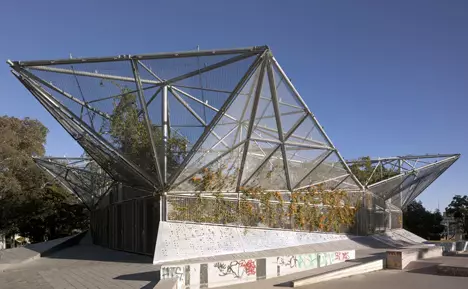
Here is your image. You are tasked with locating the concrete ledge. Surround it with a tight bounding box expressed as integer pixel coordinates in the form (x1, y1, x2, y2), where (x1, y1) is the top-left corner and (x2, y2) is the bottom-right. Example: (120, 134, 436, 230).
(41, 230, 88, 257)
(160, 249, 355, 288)
(154, 278, 178, 289)
(292, 259, 384, 287)
(0, 231, 87, 272)
(437, 264, 468, 277)
(386, 246, 443, 270)
(424, 241, 456, 253)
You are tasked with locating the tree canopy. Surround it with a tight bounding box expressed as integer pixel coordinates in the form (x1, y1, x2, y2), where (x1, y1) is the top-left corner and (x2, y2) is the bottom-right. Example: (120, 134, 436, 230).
(0, 116, 88, 243)
(445, 194, 468, 238)
(348, 157, 399, 186)
(403, 200, 444, 240)
(103, 86, 189, 184)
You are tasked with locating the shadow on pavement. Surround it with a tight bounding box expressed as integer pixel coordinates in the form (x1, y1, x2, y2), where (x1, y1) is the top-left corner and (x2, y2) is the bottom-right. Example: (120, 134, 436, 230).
(405, 261, 441, 275)
(45, 244, 153, 264)
(114, 270, 160, 289)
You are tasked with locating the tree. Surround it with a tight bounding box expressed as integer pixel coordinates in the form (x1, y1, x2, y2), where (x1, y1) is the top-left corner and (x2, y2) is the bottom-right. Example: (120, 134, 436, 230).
(403, 200, 444, 240)
(349, 157, 399, 185)
(104, 86, 188, 183)
(445, 195, 468, 238)
(0, 116, 88, 243)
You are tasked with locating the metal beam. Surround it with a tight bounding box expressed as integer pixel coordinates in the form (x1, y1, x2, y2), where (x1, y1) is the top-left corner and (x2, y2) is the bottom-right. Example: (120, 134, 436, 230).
(13, 71, 157, 188)
(11, 46, 268, 67)
(270, 56, 363, 190)
(267, 56, 290, 190)
(131, 59, 164, 188)
(18, 68, 111, 120)
(295, 173, 351, 191)
(166, 52, 267, 187)
(171, 86, 237, 121)
(171, 141, 247, 189)
(236, 59, 267, 190)
(162, 53, 257, 86)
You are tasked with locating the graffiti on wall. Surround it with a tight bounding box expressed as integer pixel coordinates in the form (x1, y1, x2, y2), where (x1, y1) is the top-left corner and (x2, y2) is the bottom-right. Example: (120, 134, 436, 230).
(161, 266, 184, 281)
(297, 254, 318, 269)
(276, 256, 297, 268)
(335, 251, 350, 261)
(274, 253, 318, 277)
(214, 259, 256, 278)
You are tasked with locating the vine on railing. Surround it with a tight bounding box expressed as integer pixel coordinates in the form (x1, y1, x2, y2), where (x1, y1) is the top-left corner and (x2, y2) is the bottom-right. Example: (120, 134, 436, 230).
(168, 167, 359, 233)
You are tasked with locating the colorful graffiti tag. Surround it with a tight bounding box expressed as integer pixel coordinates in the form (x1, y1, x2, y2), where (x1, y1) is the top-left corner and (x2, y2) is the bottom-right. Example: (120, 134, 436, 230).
(214, 259, 257, 278)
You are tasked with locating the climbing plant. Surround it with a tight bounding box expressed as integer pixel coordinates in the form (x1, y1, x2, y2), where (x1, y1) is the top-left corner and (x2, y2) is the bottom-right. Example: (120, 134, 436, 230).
(168, 165, 359, 233)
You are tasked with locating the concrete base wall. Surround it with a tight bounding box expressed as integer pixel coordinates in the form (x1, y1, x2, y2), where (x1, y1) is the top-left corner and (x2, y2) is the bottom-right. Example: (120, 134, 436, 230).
(386, 246, 443, 270)
(161, 249, 355, 289)
(154, 222, 351, 264)
(423, 241, 468, 253)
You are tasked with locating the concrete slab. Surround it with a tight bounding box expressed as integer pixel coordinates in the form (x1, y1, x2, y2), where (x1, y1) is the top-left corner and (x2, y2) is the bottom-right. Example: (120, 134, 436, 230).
(0, 231, 86, 272)
(0, 243, 157, 289)
(154, 222, 428, 265)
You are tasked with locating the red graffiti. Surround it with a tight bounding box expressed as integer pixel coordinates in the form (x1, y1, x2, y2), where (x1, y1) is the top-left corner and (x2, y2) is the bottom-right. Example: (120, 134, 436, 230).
(335, 251, 350, 261)
(239, 259, 256, 275)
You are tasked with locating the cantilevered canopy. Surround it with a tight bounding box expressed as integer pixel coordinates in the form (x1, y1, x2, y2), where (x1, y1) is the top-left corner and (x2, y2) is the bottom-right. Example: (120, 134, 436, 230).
(10, 46, 362, 193)
(348, 154, 460, 209)
(34, 157, 114, 210)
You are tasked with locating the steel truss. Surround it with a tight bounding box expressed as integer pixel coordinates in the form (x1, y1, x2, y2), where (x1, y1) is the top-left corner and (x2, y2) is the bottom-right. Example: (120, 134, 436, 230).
(34, 157, 114, 210)
(9, 46, 363, 206)
(347, 154, 460, 209)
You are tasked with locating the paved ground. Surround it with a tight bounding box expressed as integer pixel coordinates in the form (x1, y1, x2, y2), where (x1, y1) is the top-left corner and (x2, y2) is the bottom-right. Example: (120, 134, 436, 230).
(305, 254, 468, 289)
(302, 268, 468, 289)
(0, 244, 160, 289)
(221, 252, 468, 289)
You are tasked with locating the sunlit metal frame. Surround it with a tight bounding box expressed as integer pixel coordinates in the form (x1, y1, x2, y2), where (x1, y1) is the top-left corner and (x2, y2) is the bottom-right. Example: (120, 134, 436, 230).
(347, 154, 460, 209)
(9, 46, 362, 199)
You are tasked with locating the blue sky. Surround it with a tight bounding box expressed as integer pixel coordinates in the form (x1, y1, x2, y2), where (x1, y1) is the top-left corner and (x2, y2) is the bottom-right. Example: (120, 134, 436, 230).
(1, 0, 466, 211)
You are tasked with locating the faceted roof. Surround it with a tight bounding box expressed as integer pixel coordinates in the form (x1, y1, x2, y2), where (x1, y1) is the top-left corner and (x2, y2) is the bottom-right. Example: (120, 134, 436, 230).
(10, 46, 361, 193)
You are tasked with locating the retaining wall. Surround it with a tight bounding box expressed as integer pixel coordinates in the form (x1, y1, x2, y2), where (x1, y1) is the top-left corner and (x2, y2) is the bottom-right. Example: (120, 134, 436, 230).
(160, 249, 355, 289)
(154, 222, 351, 264)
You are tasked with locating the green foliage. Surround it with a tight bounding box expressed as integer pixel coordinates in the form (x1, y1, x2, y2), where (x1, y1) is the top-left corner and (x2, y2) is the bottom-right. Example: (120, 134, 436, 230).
(403, 200, 444, 240)
(445, 195, 468, 237)
(0, 116, 88, 242)
(104, 85, 188, 184)
(349, 157, 399, 185)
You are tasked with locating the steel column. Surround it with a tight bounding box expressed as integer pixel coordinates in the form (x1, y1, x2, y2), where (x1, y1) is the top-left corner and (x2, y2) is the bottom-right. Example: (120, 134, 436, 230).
(131, 59, 164, 189)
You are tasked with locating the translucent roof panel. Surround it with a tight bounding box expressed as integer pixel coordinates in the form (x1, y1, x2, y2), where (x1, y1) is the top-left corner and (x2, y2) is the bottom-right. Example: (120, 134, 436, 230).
(11, 47, 365, 193)
(34, 157, 114, 209)
(367, 155, 459, 208)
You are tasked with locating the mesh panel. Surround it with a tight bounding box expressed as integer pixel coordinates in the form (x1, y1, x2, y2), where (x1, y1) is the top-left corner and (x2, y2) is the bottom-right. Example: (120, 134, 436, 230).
(272, 64, 306, 136)
(35, 158, 113, 209)
(172, 64, 260, 186)
(335, 176, 361, 191)
(368, 174, 406, 199)
(241, 140, 280, 184)
(24, 53, 258, 189)
(251, 70, 280, 142)
(286, 146, 331, 188)
(245, 149, 288, 190)
(174, 145, 244, 191)
(295, 152, 350, 190)
(285, 115, 331, 148)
